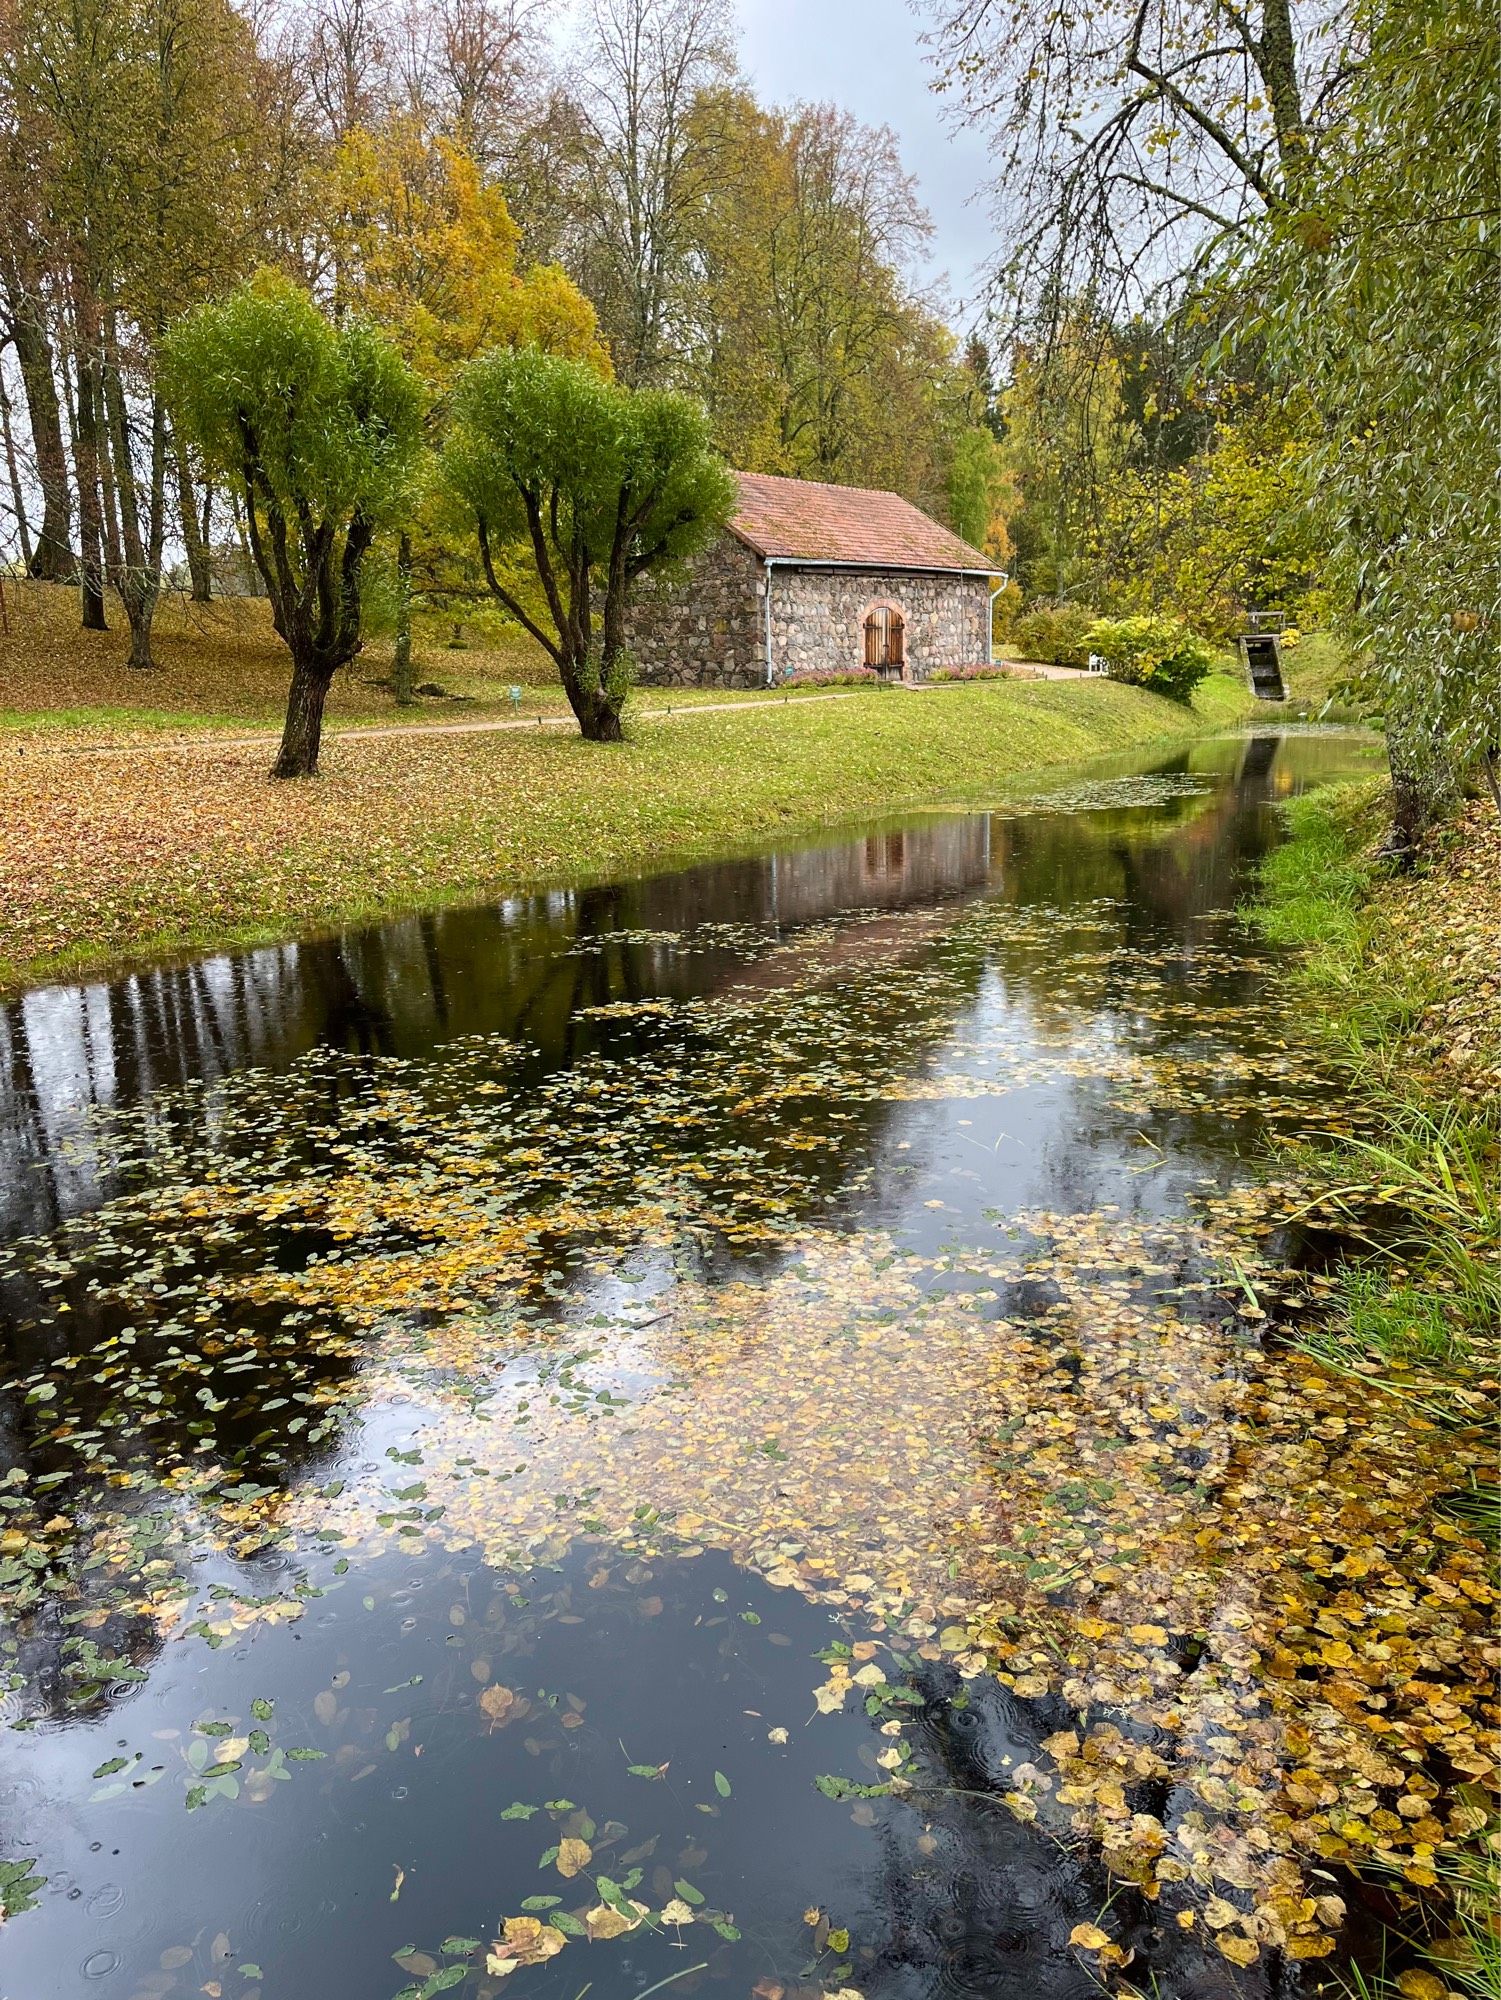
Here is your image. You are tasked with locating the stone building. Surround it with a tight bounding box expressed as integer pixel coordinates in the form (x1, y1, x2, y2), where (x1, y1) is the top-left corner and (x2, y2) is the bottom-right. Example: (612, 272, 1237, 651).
(626, 472, 997, 688)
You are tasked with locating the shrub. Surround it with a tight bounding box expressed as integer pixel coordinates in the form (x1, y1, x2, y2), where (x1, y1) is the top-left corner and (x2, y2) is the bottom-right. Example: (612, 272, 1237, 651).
(1082, 614, 1215, 702)
(783, 666, 887, 687)
(928, 665, 1014, 682)
(1008, 603, 1097, 668)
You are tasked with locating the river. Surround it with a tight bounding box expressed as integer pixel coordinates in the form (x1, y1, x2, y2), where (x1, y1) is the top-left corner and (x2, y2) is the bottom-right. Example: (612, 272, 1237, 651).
(1, 726, 1490, 2000)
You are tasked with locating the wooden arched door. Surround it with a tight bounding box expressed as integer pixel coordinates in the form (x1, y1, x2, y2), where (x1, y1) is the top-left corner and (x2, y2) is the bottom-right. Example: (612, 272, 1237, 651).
(863, 606, 905, 678)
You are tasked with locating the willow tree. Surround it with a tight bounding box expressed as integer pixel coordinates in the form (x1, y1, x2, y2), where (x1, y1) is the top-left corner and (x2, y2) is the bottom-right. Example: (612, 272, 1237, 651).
(1251, 0, 1499, 849)
(441, 345, 734, 741)
(163, 275, 424, 777)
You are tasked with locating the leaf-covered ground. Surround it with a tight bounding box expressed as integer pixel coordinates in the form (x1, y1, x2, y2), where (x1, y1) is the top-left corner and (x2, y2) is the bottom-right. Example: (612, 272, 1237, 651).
(1361, 798, 1500, 1102)
(0, 759, 1492, 1997)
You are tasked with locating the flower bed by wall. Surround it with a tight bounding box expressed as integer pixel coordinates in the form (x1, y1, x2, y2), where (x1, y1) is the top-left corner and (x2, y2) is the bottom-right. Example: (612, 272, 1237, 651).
(783, 666, 889, 687)
(928, 665, 1017, 682)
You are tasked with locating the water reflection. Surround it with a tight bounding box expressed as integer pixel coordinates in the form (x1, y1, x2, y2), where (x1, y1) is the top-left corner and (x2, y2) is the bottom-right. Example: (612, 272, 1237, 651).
(0, 732, 1372, 1244)
(0, 728, 1431, 2000)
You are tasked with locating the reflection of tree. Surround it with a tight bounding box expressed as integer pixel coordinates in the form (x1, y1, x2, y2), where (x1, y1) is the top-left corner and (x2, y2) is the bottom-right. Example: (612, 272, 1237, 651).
(0, 819, 993, 1230)
(0, 732, 1363, 1720)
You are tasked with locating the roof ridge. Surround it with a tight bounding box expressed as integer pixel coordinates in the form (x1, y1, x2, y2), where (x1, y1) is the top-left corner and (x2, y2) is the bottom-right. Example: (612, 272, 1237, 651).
(735, 470, 903, 502)
(725, 469, 996, 573)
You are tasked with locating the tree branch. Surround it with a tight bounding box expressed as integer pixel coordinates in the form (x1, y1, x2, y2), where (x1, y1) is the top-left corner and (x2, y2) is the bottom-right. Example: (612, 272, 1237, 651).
(476, 515, 563, 666)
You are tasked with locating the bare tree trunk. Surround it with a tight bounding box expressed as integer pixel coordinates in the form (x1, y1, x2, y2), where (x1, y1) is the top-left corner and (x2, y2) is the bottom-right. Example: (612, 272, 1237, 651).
(95, 364, 123, 582)
(174, 436, 211, 601)
(559, 643, 627, 741)
(101, 323, 163, 671)
(392, 528, 415, 703)
(574, 689, 625, 741)
(257, 509, 375, 778)
(1260, 0, 1306, 166)
(5, 279, 74, 581)
(0, 367, 34, 571)
(1383, 719, 1452, 865)
(69, 332, 109, 630)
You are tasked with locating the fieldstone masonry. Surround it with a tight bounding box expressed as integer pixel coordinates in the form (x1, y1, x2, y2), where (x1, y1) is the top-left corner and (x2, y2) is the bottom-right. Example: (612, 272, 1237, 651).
(625, 536, 767, 688)
(626, 534, 992, 688)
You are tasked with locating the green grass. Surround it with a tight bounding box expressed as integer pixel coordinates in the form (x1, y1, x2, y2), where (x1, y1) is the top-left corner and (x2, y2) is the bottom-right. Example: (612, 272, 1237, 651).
(0, 671, 1012, 742)
(1250, 780, 1499, 1428)
(1251, 778, 1432, 1046)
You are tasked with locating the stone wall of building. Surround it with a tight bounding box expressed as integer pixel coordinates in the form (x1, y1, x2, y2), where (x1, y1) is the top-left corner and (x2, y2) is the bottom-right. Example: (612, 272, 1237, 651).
(770, 565, 989, 681)
(626, 536, 768, 688)
(626, 532, 992, 688)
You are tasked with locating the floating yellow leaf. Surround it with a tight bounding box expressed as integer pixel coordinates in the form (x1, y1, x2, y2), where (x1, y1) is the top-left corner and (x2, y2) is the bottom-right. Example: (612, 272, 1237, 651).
(556, 1836, 592, 1878)
(1218, 1937, 1260, 1967)
(479, 1683, 516, 1723)
(1396, 1973, 1448, 2000)
(585, 1905, 636, 1941)
(1069, 1924, 1111, 1950)
(494, 1917, 565, 1966)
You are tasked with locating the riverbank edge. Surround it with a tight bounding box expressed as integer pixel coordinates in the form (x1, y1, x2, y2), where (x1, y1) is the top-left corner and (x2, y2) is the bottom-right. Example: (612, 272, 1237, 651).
(1247, 775, 1499, 1992)
(1250, 775, 1499, 1119)
(2, 670, 1265, 1000)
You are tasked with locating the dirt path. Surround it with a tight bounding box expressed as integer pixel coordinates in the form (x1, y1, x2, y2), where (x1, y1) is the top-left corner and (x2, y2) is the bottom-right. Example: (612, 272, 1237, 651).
(21, 673, 1093, 761)
(31, 687, 872, 760)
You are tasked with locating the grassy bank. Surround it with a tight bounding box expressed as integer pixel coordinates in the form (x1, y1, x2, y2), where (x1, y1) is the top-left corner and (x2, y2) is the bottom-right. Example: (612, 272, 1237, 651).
(1256, 779, 1498, 1105)
(0, 658, 1257, 994)
(1253, 781, 1498, 1388)
(1253, 782, 1499, 1540)
(1251, 785, 1500, 2000)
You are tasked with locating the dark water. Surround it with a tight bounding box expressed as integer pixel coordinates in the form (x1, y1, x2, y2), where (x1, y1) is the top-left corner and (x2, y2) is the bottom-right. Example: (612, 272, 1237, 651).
(0, 730, 1401, 2000)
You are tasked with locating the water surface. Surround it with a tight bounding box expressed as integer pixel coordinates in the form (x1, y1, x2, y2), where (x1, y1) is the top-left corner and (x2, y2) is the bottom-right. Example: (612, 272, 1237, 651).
(1, 728, 1490, 2000)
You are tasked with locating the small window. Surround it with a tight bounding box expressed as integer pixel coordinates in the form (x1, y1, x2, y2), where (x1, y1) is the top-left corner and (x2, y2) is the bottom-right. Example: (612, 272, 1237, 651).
(863, 607, 905, 674)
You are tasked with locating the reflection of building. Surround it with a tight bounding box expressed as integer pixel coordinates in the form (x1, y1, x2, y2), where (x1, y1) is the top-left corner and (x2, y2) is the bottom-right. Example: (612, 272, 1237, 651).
(0, 817, 998, 1235)
(626, 473, 997, 688)
(766, 818, 991, 926)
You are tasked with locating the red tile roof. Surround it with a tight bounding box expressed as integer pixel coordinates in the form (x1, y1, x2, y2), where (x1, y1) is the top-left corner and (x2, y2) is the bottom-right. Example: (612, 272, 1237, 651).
(727, 472, 996, 573)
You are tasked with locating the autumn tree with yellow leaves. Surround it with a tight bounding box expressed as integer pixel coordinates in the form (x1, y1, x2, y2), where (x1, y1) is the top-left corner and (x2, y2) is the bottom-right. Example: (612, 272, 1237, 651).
(321, 115, 610, 698)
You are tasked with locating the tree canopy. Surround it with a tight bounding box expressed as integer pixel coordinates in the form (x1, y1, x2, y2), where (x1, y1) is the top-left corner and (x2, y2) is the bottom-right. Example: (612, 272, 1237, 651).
(163, 273, 425, 775)
(442, 344, 734, 739)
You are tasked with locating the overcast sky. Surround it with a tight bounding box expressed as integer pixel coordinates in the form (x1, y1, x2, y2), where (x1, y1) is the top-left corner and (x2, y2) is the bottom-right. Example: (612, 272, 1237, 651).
(734, 0, 998, 321)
